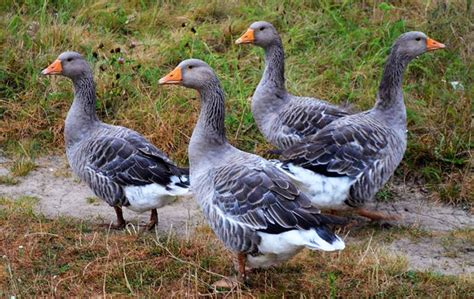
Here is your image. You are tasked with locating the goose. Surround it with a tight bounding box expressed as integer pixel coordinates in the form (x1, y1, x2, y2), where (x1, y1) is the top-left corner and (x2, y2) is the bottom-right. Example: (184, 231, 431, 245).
(236, 21, 349, 151)
(159, 59, 344, 281)
(271, 32, 445, 220)
(41, 51, 190, 230)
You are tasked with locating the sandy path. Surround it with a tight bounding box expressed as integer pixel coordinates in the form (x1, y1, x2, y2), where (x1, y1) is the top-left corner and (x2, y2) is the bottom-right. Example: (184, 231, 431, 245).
(0, 155, 205, 236)
(1, 155, 472, 275)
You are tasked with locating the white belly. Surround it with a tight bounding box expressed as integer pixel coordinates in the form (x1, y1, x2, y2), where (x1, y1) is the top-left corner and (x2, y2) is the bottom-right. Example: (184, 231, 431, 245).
(248, 228, 345, 268)
(124, 184, 176, 213)
(247, 232, 303, 268)
(277, 162, 355, 209)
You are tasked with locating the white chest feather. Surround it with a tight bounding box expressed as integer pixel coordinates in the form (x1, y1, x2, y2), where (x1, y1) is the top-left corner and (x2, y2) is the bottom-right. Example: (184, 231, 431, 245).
(275, 162, 356, 209)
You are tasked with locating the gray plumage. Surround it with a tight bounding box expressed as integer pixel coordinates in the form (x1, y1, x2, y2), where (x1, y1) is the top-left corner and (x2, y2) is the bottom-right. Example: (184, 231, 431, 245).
(160, 59, 344, 269)
(277, 32, 445, 209)
(42, 51, 189, 228)
(238, 21, 349, 150)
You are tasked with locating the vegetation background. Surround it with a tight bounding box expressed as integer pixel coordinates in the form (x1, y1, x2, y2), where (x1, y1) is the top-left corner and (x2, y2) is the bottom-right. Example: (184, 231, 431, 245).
(0, 0, 472, 297)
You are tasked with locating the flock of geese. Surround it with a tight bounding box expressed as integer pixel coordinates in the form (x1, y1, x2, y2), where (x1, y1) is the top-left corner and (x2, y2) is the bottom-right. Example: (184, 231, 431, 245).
(41, 21, 445, 282)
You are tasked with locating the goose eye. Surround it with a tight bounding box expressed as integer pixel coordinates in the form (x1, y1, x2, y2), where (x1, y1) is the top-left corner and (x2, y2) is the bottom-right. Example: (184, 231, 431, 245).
(415, 37, 421, 41)
(260, 27, 265, 31)
(67, 58, 73, 62)
(188, 65, 193, 70)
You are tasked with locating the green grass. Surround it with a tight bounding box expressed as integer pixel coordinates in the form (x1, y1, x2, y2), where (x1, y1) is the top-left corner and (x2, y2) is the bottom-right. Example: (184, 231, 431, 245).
(0, 1, 472, 203)
(0, 175, 19, 185)
(85, 196, 99, 205)
(0, 196, 472, 297)
(9, 157, 36, 176)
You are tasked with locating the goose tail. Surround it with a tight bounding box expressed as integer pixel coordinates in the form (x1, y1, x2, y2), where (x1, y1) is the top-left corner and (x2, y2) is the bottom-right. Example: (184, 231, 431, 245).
(166, 167, 191, 196)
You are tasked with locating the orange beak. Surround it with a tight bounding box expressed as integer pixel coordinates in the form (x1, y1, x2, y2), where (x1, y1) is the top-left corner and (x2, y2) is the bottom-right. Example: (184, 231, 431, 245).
(426, 37, 446, 51)
(159, 66, 182, 85)
(235, 28, 255, 44)
(41, 59, 63, 75)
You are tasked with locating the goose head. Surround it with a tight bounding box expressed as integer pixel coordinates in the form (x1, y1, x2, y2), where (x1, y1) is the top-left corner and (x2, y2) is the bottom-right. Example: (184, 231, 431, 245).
(392, 31, 445, 60)
(159, 59, 217, 90)
(41, 51, 91, 79)
(235, 21, 280, 48)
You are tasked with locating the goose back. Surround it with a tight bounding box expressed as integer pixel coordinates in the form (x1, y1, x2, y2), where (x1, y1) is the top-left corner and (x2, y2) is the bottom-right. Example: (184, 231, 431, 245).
(260, 95, 350, 149)
(68, 124, 189, 208)
(280, 110, 406, 207)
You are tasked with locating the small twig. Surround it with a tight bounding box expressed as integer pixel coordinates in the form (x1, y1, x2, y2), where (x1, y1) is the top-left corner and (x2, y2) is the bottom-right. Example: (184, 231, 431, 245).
(82, 256, 108, 277)
(239, 124, 254, 136)
(122, 257, 134, 295)
(102, 224, 112, 298)
(88, 232, 98, 248)
(54, 274, 79, 294)
(24, 232, 60, 238)
(234, 102, 248, 140)
(152, 238, 230, 281)
(3, 255, 19, 295)
(358, 232, 374, 265)
(175, 128, 191, 140)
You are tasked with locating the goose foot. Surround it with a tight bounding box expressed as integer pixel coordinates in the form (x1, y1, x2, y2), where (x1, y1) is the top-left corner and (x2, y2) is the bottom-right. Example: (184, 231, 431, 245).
(356, 208, 400, 222)
(101, 206, 127, 230)
(232, 253, 253, 273)
(211, 276, 242, 289)
(106, 221, 127, 230)
(211, 253, 248, 290)
(146, 209, 158, 231)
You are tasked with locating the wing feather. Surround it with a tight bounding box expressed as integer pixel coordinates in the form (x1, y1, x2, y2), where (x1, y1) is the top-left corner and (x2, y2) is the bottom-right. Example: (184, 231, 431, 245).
(282, 115, 391, 178)
(211, 161, 341, 235)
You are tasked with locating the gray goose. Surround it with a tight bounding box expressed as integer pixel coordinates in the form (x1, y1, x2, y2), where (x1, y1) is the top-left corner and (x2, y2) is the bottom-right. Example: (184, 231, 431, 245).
(236, 21, 349, 151)
(273, 32, 445, 220)
(159, 59, 344, 280)
(41, 51, 190, 230)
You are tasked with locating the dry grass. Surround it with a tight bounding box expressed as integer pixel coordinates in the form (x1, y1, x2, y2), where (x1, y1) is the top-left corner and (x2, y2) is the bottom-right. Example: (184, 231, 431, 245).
(0, 1, 472, 296)
(0, 196, 472, 297)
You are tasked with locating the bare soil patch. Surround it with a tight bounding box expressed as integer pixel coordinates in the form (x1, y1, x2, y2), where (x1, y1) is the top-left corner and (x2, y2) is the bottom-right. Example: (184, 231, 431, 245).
(0, 155, 204, 236)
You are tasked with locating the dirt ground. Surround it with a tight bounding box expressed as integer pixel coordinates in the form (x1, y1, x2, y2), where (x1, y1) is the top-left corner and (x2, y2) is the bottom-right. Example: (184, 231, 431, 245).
(0, 155, 472, 276)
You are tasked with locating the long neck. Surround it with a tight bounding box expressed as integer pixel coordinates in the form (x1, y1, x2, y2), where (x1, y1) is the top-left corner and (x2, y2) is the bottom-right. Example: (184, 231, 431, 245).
(252, 40, 288, 128)
(71, 74, 98, 120)
(374, 47, 410, 111)
(259, 40, 285, 91)
(65, 73, 99, 147)
(189, 79, 227, 165)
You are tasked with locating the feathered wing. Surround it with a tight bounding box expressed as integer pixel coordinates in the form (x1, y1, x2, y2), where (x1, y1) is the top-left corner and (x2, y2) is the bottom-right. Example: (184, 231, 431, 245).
(281, 114, 404, 205)
(82, 134, 189, 206)
(273, 97, 349, 149)
(208, 159, 343, 253)
(83, 164, 125, 206)
(121, 131, 183, 172)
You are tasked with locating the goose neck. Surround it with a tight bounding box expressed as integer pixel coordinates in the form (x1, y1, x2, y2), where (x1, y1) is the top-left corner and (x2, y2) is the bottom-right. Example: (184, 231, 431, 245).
(191, 79, 227, 149)
(260, 41, 285, 90)
(64, 73, 99, 147)
(374, 48, 410, 111)
(71, 73, 99, 121)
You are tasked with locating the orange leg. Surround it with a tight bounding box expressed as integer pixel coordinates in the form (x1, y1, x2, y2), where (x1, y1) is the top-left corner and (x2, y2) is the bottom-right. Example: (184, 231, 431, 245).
(236, 252, 247, 281)
(356, 208, 399, 221)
